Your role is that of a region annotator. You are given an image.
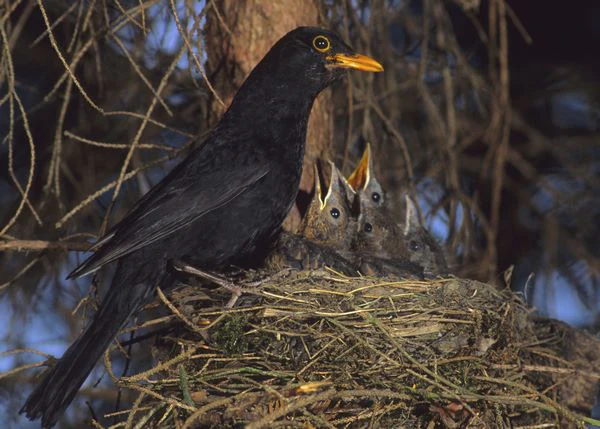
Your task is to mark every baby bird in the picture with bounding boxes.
[348,144,447,278]
[300,161,357,251]
[355,195,447,278]
[266,162,358,274]
[347,143,386,211]
[266,231,357,275]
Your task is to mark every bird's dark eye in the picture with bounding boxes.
[330,208,340,218]
[313,35,331,53]
[363,222,373,233]
[372,192,381,203]
[409,240,421,251]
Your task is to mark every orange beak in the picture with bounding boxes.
[326,53,384,72]
[347,143,372,190]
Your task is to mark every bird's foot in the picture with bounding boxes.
[171,261,243,307]
[171,261,294,307]
[245,267,294,285]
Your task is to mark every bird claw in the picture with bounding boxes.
[171,261,294,307]
[171,260,244,308]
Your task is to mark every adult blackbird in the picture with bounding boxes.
[21,27,383,428]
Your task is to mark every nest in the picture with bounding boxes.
[96,271,600,428]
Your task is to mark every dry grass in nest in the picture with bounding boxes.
[88,271,600,428]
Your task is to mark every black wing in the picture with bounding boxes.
[70,146,269,278]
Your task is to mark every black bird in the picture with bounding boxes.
[21,27,383,428]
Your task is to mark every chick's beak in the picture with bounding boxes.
[347,144,371,191]
[326,53,384,72]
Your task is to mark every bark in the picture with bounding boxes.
[205,0,333,232]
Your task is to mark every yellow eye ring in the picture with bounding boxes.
[312,35,331,53]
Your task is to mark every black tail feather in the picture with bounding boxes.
[21,263,160,428]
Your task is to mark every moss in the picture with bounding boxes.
[210,313,250,355]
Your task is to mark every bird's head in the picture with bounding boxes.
[347,143,386,210]
[287,27,383,86]
[245,27,383,98]
[300,162,357,249]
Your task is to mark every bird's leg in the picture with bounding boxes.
[171,261,294,307]
[171,260,243,307]
[243,267,294,286]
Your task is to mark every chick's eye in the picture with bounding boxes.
[409,240,421,251]
[330,208,340,219]
[372,192,381,203]
[363,222,373,233]
[313,35,331,52]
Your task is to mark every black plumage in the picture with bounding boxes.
[21,26,382,428]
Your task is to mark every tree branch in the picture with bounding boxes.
[0,239,91,252]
